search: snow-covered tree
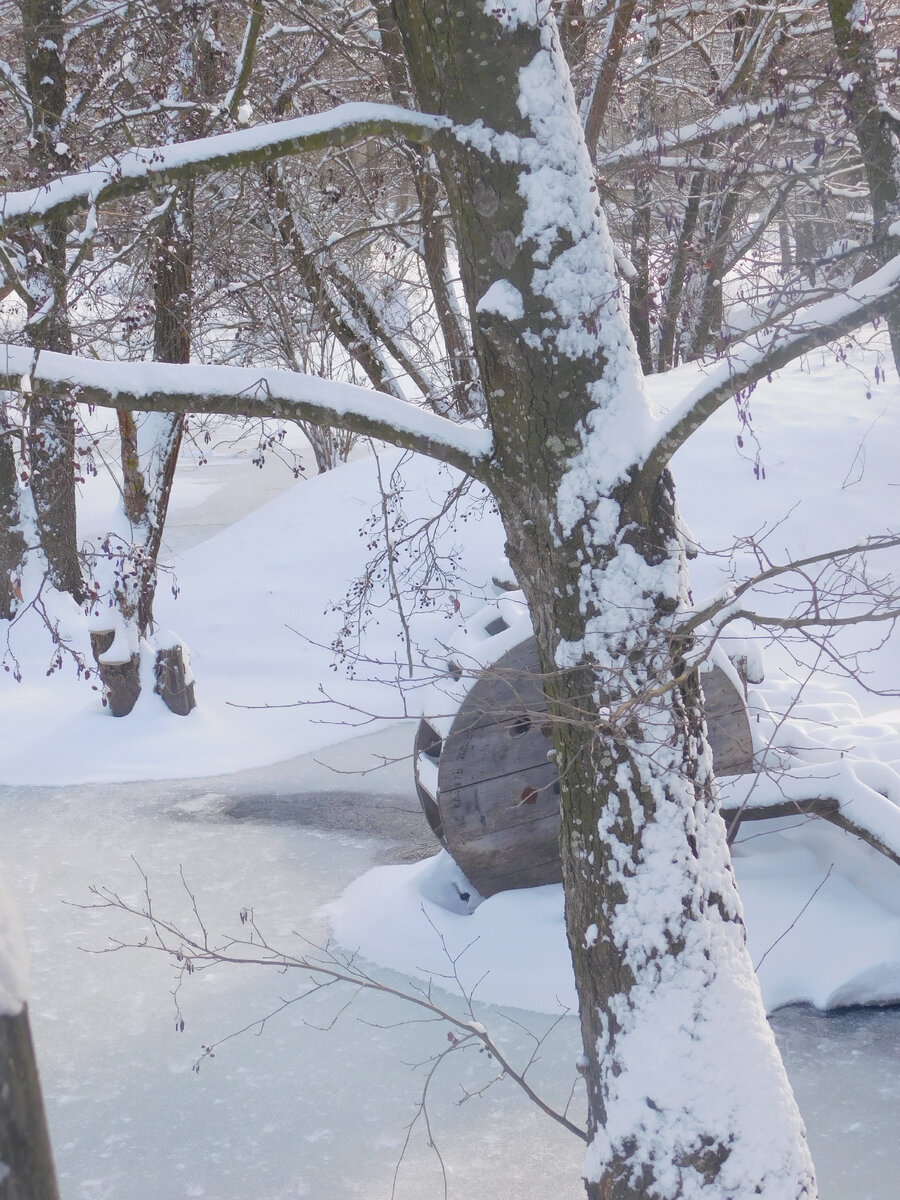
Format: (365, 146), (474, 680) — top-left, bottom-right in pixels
(4, 3), (900, 1196)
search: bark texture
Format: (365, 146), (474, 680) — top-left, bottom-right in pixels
(827, 0), (900, 373)
(20, 0), (82, 601)
(0, 1007), (61, 1200)
(0, 423), (26, 620)
(391, 5), (816, 1197)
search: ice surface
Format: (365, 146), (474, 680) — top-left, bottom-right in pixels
(1, 758), (897, 1200)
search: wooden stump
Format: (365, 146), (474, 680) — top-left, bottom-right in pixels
(0, 1007), (61, 1200)
(89, 630), (141, 718)
(154, 645), (196, 716)
(416, 637), (755, 898)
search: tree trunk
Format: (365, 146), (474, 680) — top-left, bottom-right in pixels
(104, 0), (215, 713)
(0, 419), (26, 620)
(689, 183), (743, 359)
(827, 0), (900, 374)
(20, 0), (82, 601)
(391, 4), (817, 1196)
(657, 170), (705, 372)
(0, 1007), (61, 1200)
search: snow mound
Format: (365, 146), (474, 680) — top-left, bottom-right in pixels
(331, 682), (900, 1015)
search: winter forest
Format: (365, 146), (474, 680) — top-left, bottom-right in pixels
(2, 1), (900, 1198)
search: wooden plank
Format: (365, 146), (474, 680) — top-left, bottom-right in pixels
(414, 720), (446, 845)
(722, 796), (900, 871)
(470, 854), (562, 897)
(449, 640), (546, 734)
(449, 813), (562, 897)
(439, 716), (554, 795)
(702, 664), (754, 775)
(441, 770), (559, 842)
(721, 796), (841, 826)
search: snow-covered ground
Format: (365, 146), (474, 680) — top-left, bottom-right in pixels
(1, 342), (900, 1197)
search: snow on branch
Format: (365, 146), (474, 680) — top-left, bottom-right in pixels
(0, 346), (492, 477)
(645, 251), (900, 477)
(0, 103), (450, 227)
(596, 92), (814, 171)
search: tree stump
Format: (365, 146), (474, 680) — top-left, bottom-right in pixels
(89, 630), (141, 718)
(154, 645), (196, 716)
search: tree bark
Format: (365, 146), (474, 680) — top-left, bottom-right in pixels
(20, 0), (82, 601)
(0, 1007), (61, 1200)
(391, 4), (816, 1197)
(0, 421), (26, 620)
(827, 0), (900, 373)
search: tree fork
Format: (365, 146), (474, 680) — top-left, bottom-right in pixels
(390, 5), (816, 1196)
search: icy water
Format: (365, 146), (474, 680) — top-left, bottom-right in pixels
(2, 742), (898, 1200)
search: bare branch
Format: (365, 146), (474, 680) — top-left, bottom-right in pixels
(82, 869), (587, 1142)
(583, 0), (638, 161)
(596, 92), (814, 172)
(678, 536), (900, 635)
(225, 0), (266, 119)
(753, 865), (834, 973)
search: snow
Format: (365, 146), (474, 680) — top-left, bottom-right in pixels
(2, 335), (899, 1021)
(475, 279), (525, 320)
(597, 92), (815, 171)
(484, 1), (550, 31)
(1, 326), (900, 1193)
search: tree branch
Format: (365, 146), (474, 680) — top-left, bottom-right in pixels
(596, 92), (813, 172)
(224, 0), (266, 118)
(583, 0), (638, 161)
(0, 103), (450, 229)
(644, 250), (900, 480)
(678, 536), (900, 635)
(0, 346), (492, 478)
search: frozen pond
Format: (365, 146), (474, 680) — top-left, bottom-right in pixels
(1, 739), (898, 1200)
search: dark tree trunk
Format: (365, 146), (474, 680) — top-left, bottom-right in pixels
(143, 196), (191, 634)
(689, 183), (742, 359)
(0, 1006), (61, 1200)
(0, 419), (26, 620)
(20, 0), (82, 601)
(374, 0), (482, 416)
(102, 6), (212, 714)
(827, 0), (900, 374)
(391, 5), (816, 1197)
(627, 11), (657, 374)
(657, 170), (704, 372)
